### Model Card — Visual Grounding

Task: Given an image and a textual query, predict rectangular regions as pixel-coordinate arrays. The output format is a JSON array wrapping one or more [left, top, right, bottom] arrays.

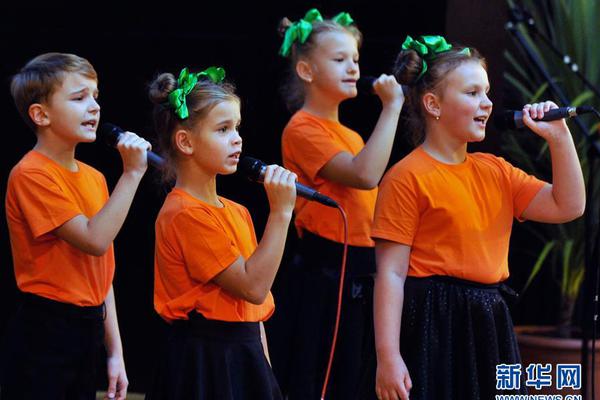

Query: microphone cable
[[320, 205, 349, 400]]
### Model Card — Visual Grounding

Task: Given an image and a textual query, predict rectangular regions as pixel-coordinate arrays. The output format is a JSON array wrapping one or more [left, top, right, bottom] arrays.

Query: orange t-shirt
[[372, 147, 546, 284], [154, 188, 275, 323], [282, 110, 378, 247], [5, 150, 115, 306]]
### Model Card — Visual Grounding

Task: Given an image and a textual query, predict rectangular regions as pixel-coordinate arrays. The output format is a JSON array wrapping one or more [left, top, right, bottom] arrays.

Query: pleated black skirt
[[361, 275, 526, 400], [146, 312, 282, 400]]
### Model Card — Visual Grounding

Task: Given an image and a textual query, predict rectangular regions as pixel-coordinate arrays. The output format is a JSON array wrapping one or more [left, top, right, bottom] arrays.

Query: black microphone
[[493, 106, 595, 130], [238, 156, 339, 208], [97, 123, 164, 168], [357, 76, 410, 97]]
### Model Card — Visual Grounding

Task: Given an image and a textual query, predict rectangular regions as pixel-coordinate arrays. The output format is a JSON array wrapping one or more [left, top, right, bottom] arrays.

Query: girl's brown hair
[[148, 71, 239, 182], [393, 43, 486, 146], [278, 15, 362, 113]]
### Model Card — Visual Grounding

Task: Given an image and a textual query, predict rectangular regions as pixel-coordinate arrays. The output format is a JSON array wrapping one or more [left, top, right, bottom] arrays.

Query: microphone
[[238, 156, 339, 208], [357, 76, 410, 97], [97, 123, 164, 168], [493, 106, 595, 130]]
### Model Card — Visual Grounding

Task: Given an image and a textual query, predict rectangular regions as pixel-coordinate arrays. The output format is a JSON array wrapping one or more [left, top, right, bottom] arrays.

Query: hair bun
[[148, 73, 177, 105], [278, 17, 293, 38], [392, 49, 423, 86]]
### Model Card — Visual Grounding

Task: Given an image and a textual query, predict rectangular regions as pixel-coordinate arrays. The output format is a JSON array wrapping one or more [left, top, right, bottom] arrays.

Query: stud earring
[[435, 116, 440, 120]]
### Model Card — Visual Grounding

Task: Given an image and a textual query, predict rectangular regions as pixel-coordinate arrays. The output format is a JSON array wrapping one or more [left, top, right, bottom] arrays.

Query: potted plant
[[501, 0, 600, 394]]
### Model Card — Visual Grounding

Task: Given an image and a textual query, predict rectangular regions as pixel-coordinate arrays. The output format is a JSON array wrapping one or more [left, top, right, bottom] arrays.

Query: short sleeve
[[285, 121, 347, 182], [372, 170, 420, 245], [172, 209, 241, 284], [9, 170, 83, 238], [241, 206, 258, 245], [496, 157, 546, 220]]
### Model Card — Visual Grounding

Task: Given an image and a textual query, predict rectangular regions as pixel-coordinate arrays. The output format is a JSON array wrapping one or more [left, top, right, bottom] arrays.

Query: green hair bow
[[401, 35, 471, 81], [279, 9, 355, 57], [279, 9, 323, 58], [331, 12, 354, 26], [168, 66, 226, 120]]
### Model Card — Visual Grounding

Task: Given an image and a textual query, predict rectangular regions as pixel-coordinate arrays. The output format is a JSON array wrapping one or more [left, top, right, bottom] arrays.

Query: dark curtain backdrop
[[1, 0, 551, 393]]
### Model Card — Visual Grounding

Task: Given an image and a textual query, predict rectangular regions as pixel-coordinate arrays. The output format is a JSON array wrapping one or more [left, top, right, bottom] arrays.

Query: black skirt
[[268, 232, 376, 400], [146, 312, 282, 400], [361, 275, 526, 400]]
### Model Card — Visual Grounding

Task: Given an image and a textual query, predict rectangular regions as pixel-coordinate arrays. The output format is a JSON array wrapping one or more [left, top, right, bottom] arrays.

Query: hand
[[521, 101, 571, 143], [105, 355, 128, 400], [375, 353, 412, 400], [373, 74, 404, 108], [116, 131, 152, 175], [262, 165, 297, 215]]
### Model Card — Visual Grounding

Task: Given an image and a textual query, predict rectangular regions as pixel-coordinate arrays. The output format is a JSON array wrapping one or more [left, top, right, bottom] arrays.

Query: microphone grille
[[492, 110, 518, 131], [97, 123, 121, 147], [238, 156, 264, 181], [357, 76, 376, 95]]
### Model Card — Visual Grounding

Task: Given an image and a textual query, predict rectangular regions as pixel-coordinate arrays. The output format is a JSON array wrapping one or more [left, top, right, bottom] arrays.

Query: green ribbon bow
[[401, 35, 470, 81], [279, 9, 356, 57], [279, 9, 323, 57], [332, 12, 354, 26], [168, 66, 226, 120]]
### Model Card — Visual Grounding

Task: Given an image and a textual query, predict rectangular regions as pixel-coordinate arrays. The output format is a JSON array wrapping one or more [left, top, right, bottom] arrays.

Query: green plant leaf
[[501, 134, 539, 174], [536, 142, 549, 161], [571, 90, 594, 107], [523, 240, 556, 293], [503, 0, 600, 330], [504, 50, 532, 84], [568, 266, 585, 300], [504, 72, 533, 100], [561, 239, 574, 296], [530, 82, 550, 103]]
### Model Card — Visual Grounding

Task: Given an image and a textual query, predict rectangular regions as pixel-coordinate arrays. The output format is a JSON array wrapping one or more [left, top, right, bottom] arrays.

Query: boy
[[1, 53, 150, 400]]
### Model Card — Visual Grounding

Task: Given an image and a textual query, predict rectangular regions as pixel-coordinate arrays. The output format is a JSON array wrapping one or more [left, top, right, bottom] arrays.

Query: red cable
[[320, 205, 349, 400]]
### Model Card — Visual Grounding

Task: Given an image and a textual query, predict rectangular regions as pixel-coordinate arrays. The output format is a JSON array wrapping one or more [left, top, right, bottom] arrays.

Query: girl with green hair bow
[[146, 67, 298, 400], [269, 8, 405, 400], [370, 35, 584, 400]]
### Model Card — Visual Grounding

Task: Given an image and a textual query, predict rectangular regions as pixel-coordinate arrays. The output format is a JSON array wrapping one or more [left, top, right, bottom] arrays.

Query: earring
[[435, 116, 440, 120]]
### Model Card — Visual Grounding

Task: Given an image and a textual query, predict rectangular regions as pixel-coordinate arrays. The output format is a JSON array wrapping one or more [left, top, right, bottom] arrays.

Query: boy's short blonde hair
[[11, 53, 97, 132]]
